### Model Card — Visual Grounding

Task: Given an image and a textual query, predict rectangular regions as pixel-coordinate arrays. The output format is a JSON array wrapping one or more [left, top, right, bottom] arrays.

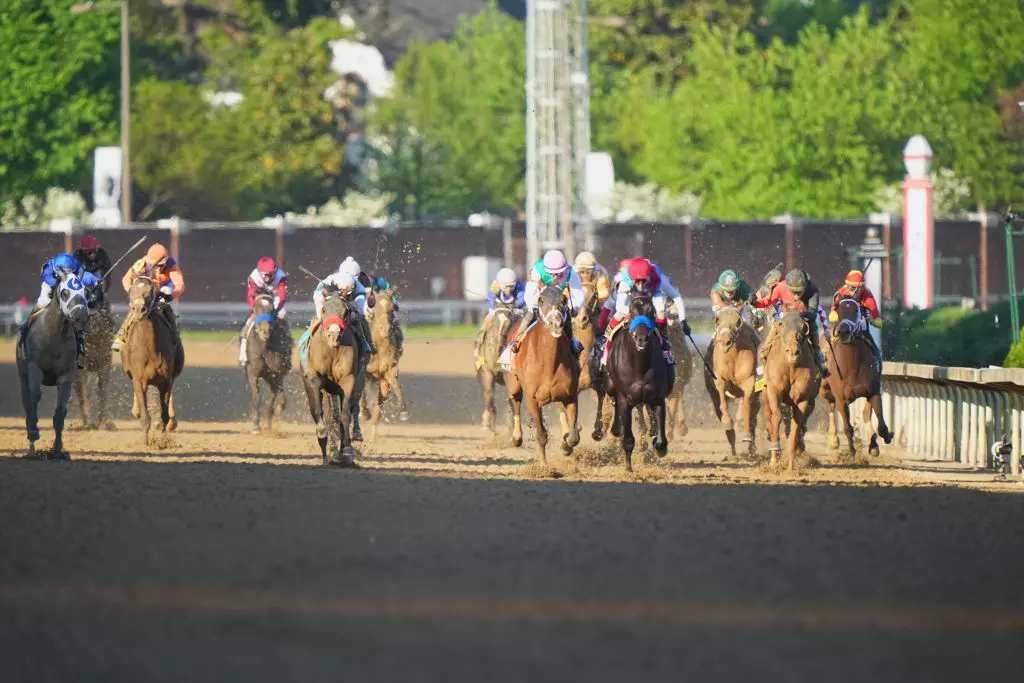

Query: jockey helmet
[[628, 258, 652, 290], [784, 269, 806, 295], [336, 272, 356, 293], [80, 234, 100, 251], [339, 257, 360, 278], [765, 269, 782, 287], [718, 269, 740, 293], [496, 267, 517, 289], [257, 257, 276, 274], [845, 270, 865, 288], [146, 243, 169, 266], [52, 253, 78, 273], [574, 251, 597, 271], [543, 250, 569, 277], [618, 258, 632, 273]]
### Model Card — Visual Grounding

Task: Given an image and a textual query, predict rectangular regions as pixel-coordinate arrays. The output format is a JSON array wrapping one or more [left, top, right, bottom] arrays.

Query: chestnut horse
[[704, 307, 759, 457], [120, 276, 184, 446], [819, 298, 893, 459], [761, 311, 820, 471], [572, 280, 609, 441], [504, 285, 581, 464], [361, 289, 410, 440]]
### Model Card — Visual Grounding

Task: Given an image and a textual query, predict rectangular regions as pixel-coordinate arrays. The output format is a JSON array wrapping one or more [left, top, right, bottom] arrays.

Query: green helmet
[[718, 269, 740, 293], [785, 268, 806, 295]]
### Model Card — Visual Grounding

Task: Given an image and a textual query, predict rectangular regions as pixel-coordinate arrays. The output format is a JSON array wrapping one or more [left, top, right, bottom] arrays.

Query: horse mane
[[715, 307, 741, 328]]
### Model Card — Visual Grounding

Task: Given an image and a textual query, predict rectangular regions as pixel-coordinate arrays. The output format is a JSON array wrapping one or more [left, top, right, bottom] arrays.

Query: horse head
[[714, 307, 744, 352], [252, 294, 277, 342], [56, 276, 89, 332], [780, 311, 809, 364], [574, 282, 598, 330], [129, 275, 158, 320], [628, 294, 657, 351], [537, 284, 566, 338], [320, 291, 351, 348], [834, 298, 861, 345]]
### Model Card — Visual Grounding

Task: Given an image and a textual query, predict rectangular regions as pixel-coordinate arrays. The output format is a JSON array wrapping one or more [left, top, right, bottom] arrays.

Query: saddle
[[498, 318, 537, 372]]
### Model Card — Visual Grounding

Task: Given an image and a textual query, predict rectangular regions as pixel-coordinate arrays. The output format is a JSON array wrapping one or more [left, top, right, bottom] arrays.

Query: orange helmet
[[845, 270, 865, 287], [145, 243, 169, 266]]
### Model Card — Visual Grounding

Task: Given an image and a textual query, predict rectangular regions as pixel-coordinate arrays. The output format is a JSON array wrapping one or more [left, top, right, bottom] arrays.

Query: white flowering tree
[[603, 182, 703, 223], [285, 190, 397, 227], [2, 188, 89, 230], [873, 167, 973, 218]]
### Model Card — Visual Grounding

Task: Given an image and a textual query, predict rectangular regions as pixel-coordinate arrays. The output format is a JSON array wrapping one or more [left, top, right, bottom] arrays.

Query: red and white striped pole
[[902, 135, 934, 309]]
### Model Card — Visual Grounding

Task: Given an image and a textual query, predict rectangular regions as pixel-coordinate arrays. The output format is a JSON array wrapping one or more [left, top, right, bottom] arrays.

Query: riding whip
[[99, 236, 147, 281], [298, 265, 328, 283], [686, 330, 717, 381], [753, 261, 785, 298]]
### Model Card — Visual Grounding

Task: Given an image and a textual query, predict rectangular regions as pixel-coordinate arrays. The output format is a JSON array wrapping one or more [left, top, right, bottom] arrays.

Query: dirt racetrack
[[2, 337, 1023, 681]]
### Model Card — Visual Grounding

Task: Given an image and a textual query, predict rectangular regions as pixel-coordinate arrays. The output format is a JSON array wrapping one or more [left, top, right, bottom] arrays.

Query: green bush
[[1003, 335, 1024, 368], [883, 303, 1016, 368]]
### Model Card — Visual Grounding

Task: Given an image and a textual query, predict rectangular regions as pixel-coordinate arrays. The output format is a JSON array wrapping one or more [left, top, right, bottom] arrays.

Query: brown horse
[[761, 311, 820, 471], [663, 311, 693, 440], [820, 298, 893, 459], [361, 288, 409, 440], [704, 307, 759, 457], [73, 286, 115, 430], [243, 293, 291, 434], [572, 280, 610, 440], [120, 276, 184, 446], [504, 285, 581, 464], [300, 292, 360, 466], [477, 302, 521, 433]]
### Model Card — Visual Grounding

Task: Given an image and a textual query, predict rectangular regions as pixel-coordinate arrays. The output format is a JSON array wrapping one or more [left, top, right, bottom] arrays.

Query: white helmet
[[335, 272, 356, 292], [574, 251, 597, 270], [339, 257, 360, 279], [496, 267, 517, 288]]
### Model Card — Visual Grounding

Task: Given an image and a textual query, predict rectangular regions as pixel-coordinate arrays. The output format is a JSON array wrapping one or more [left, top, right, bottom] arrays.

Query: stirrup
[[754, 377, 766, 393]]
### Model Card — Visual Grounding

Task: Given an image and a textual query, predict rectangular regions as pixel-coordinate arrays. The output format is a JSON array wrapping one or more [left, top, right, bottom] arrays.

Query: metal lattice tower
[[525, 0, 593, 267]]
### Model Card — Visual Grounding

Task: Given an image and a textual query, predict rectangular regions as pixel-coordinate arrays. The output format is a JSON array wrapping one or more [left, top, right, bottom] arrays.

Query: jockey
[[710, 269, 753, 314], [112, 243, 184, 351], [510, 250, 585, 353], [573, 251, 613, 306], [753, 268, 829, 383], [72, 234, 113, 302], [829, 269, 883, 363], [474, 267, 525, 370], [598, 258, 691, 360], [314, 262, 375, 354], [598, 257, 648, 332], [238, 257, 288, 365], [30, 253, 99, 368]]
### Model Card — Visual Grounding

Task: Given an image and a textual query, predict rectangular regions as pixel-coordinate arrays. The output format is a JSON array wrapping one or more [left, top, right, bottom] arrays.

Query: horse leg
[[715, 378, 733, 430], [558, 399, 580, 455], [389, 367, 409, 422], [167, 393, 178, 432], [525, 396, 547, 464], [676, 391, 688, 438], [73, 371, 89, 429], [745, 391, 760, 458], [349, 372, 365, 443], [869, 393, 892, 450], [827, 400, 840, 450], [508, 390, 523, 448], [248, 370, 262, 434], [838, 399, 855, 460], [636, 406, 649, 453], [134, 380, 151, 447], [159, 389, 172, 433], [609, 394, 623, 438], [591, 386, 605, 441], [97, 361, 114, 430], [665, 394, 676, 441], [51, 375, 72, 459], [303, 377, 328, 462], [360, 379, 373, 421], [371, 377, 391, 442], [481, 369, 496, 433], [765, 391, 783, 467], [338, 389, 356, 466], [21, 365, 43, 457], [618, 396, 635, 473], [652, 401, 668, 457]]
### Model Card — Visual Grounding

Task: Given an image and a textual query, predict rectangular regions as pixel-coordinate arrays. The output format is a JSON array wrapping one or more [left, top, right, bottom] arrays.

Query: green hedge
[[882, 303, 1017, 368]]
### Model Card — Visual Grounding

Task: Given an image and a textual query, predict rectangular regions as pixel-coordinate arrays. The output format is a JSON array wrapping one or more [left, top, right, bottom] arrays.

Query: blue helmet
[[52, 253, 78, 273]]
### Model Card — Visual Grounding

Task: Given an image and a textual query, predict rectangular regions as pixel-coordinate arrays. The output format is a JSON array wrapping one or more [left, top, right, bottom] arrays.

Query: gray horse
[[17, 275, 89, 459]]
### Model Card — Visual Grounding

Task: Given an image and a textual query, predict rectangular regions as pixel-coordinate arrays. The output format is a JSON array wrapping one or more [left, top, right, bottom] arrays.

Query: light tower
[[525, 0, 592, 266]]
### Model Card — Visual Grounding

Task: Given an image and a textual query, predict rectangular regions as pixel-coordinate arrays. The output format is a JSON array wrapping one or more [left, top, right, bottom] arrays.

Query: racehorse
[[73, 283, 115, 430], [605, 293, 671, 472], [663, 309, 693, 440], [300, 291, 360, 466], [572, 280, 610, 441], [477, 301, 521, 434], [761, 311, 821, 471], [819, 298, 893, 459], [17, 275, 89, 458], [704, 307, 759, 457], [361, 288, 410, 440], [504, 284, 581, 464], [120, 275, 185, 446], [243, 293, 292, 434]]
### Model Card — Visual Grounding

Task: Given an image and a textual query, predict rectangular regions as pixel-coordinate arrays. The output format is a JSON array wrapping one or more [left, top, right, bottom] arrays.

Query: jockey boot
[[358, 315, 376, 354], [863, 330, 882, 371], [111, 311, 137, 351], [510, 308, 537, 353], [563, 314, 584, 355], [806, 323, 830, 379], [75, 329, 86, 370]]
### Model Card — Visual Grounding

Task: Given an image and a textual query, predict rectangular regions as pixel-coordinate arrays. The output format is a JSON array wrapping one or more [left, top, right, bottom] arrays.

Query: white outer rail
[[883, 362, 1024, 476]]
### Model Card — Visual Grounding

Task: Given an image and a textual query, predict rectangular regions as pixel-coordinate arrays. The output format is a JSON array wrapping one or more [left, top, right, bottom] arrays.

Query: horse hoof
[[24, 447, 44, 461], [100, 421, 116, 431], [251, 424, 262, 435], [48, 450, 71, 461], [511, 436, 523, 448], [869, 446, 881, 457], [654, 441, 668, 457], [560, 443, 573, 457], [591, 429, 604, 442], [399, 410, 410, 422], [741, 433, 753, 443], [316, 421, 328, 440], [167, 419, 178, 432], [351, 428, 364, 443]]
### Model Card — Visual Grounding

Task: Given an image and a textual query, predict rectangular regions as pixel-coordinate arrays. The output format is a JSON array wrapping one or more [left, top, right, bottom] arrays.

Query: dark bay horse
[[73, 282, 115, 430], [504, 285, 581, 464], [704, 307, 759, 457], [243, 293, 292, 434], [605, 294, 671, 472], [300, 292, 360, 466], [120, 275, 185, 446], [17, 276, 89, 458], [477, 301, 521, 433], [762, 311, 820, 471], [820, 298, 893, 459]]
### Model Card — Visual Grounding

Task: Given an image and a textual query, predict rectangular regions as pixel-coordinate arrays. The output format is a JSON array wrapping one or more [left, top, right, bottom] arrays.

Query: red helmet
[[627, 257, 652, 284], [81, 234, 100, 250], [257, 257, 276, 274]]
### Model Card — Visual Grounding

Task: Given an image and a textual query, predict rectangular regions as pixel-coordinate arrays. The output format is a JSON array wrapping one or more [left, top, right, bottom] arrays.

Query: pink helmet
[[543, 250, 568, 276], [257, 257, 276, 274]]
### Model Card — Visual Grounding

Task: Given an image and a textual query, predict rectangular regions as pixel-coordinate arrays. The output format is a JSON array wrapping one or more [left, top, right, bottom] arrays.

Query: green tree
[[373, 6, 525, 218], [0, 0, 120, 208]]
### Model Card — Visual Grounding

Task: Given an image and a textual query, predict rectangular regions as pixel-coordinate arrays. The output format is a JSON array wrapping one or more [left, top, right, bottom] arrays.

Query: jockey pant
[[36, 282, 54, 309]]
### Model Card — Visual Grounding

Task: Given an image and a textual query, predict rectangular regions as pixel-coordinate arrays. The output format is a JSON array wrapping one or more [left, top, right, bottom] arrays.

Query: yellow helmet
[[574, 251, 597, 270]]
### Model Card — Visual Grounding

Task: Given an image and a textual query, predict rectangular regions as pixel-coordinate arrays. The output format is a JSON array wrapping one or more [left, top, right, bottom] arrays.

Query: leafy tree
[[0, 0, 120, 208], [373, 6, 525, 218]]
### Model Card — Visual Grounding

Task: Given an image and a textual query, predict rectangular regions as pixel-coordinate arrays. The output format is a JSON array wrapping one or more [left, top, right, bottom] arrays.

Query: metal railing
[[882, 362, 1024, 476]]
